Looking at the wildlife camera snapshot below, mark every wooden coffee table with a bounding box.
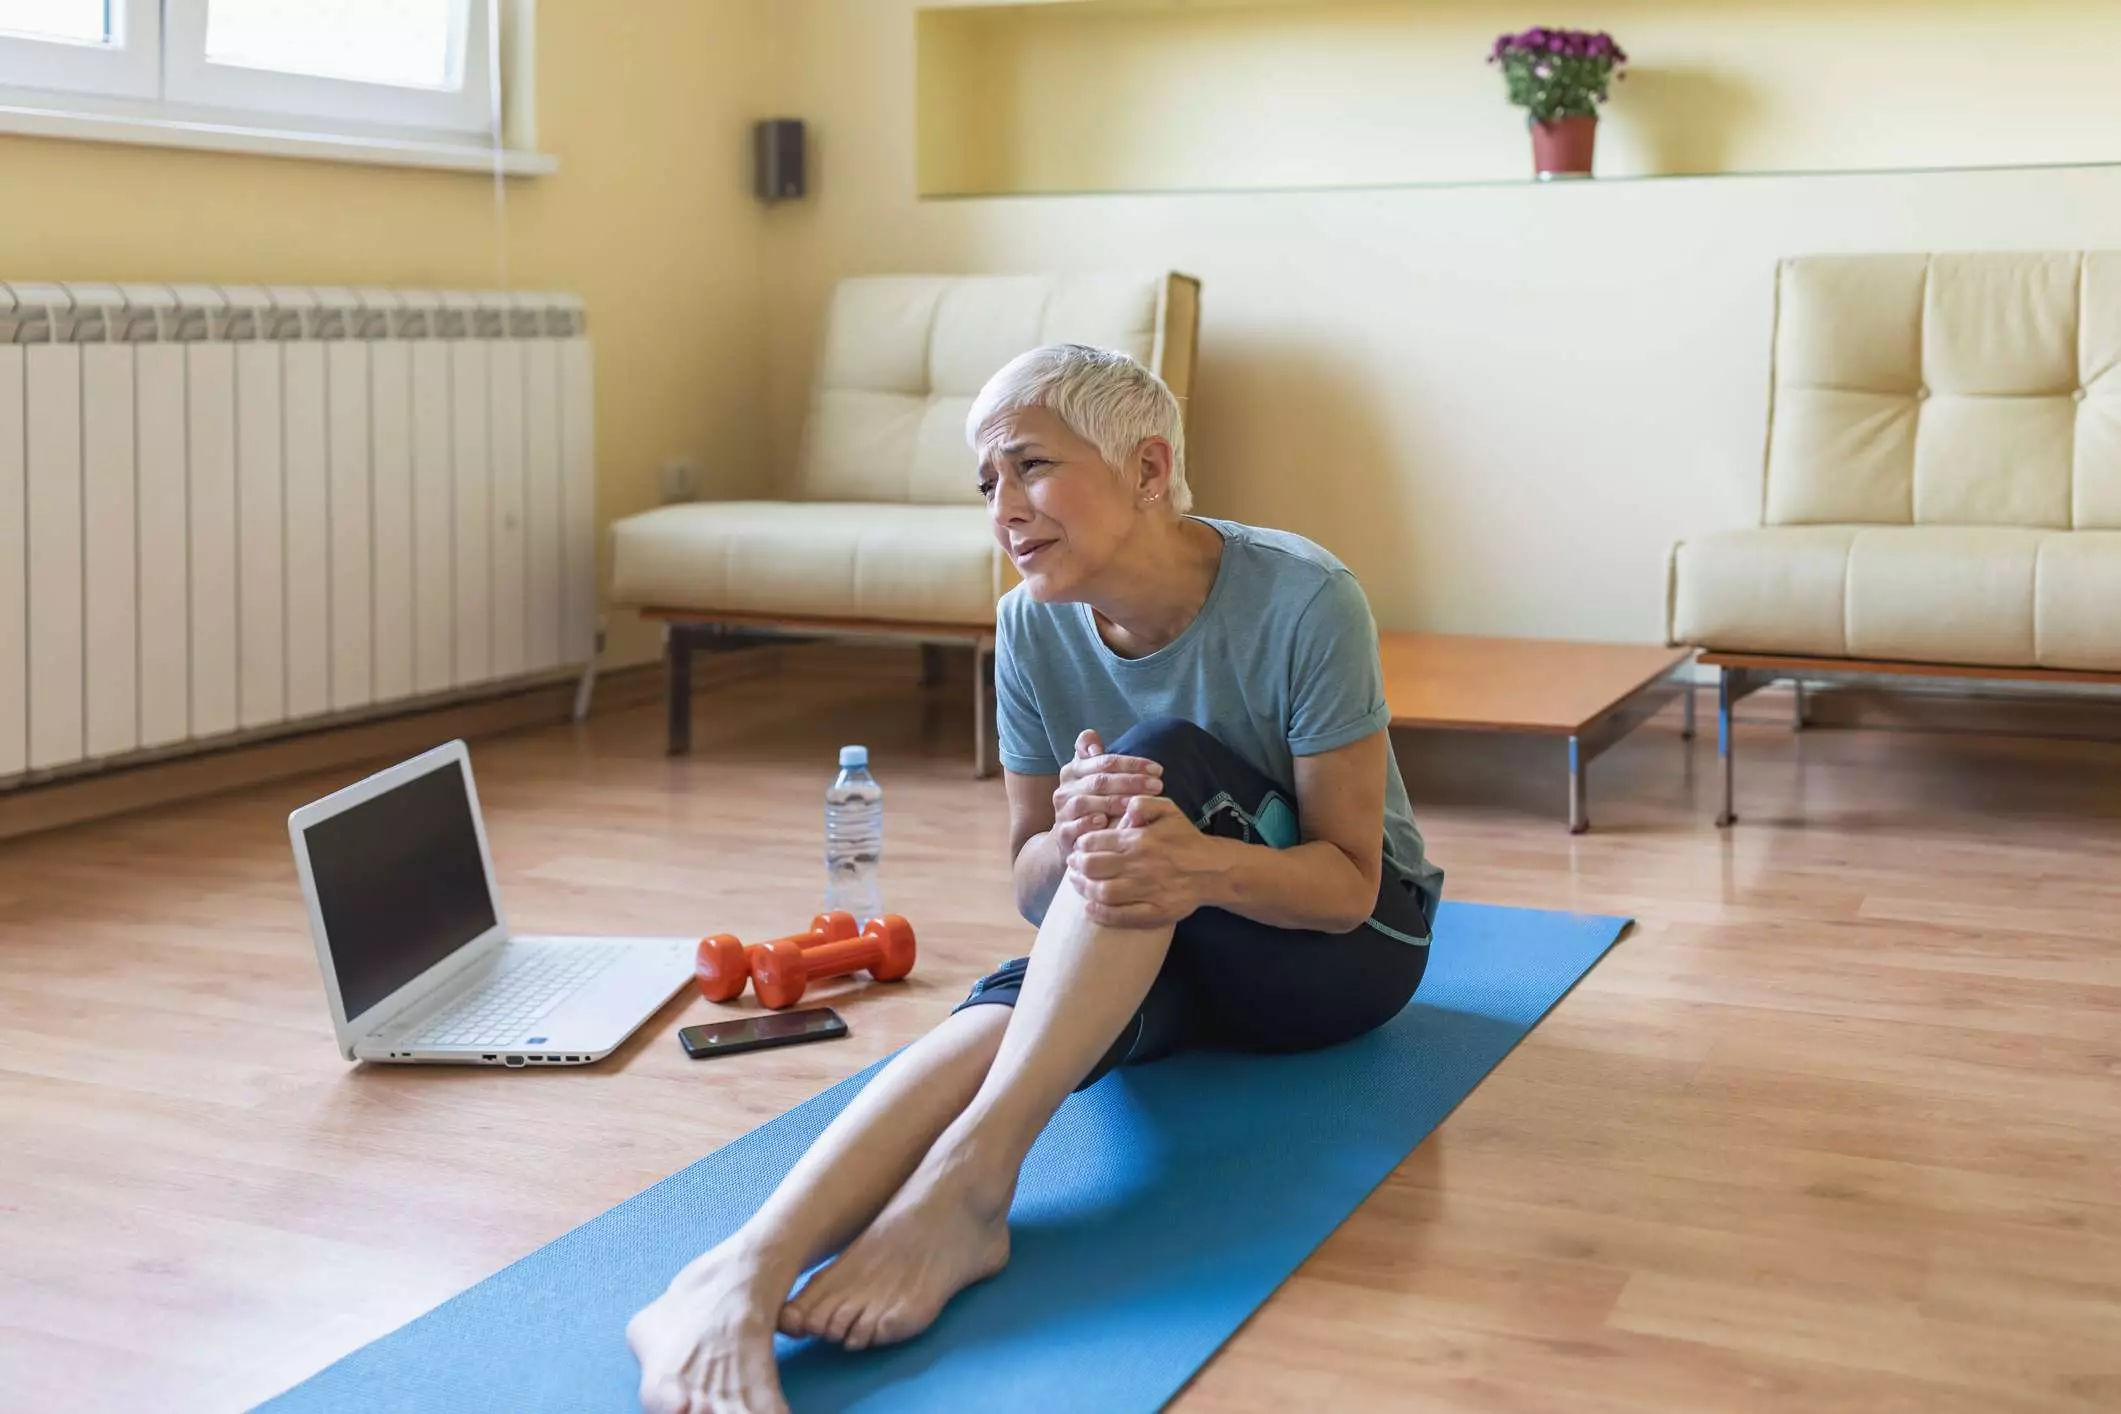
[1379,634,1695,832]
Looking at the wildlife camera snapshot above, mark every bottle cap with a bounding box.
[839,745,869,769]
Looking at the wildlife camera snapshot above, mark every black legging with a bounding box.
[956,717,1436,1090]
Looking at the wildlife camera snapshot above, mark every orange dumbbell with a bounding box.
[751,915,916,1010]
[695,912,860,1003]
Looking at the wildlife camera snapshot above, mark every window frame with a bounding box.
[161,0,495,142]
[0,0,161,101]
[0,0,544,173]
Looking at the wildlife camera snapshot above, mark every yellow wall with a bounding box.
[18,2,2115,660]
[0,0,775,665]
[765,0,2121,644]
[920,0,2121,195]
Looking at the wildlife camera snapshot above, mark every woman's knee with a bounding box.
[1109,716,1216,767]
[1108,717,1233,820]
[899,1003,1009,1088]
[925,995,1012,1056]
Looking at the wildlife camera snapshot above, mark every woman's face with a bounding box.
[976,406,1153,603]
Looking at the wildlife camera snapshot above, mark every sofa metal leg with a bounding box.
[1681,673,1697,740]
[920,643,948,688]
[1716,667,1736,827]
[666,624,695,757]
[1793,678,1808,731]
[571,656,599,724]
[973,639,996,779]
[1567,735,1588,834]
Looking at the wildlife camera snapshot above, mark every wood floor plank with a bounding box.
[2,643,2117,1412]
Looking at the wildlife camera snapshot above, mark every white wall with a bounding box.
[918,1,2121,194]
[764,1,2121,643]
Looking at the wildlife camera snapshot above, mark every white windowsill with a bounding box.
[0,102,557,176]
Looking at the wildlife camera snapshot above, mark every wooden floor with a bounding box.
[4,646,2119,1413]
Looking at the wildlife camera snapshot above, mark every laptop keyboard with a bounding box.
[400,944,625,1048]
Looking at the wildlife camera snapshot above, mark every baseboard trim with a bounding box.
[0,665,666,843]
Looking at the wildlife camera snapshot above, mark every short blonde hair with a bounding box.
[966,344,1191,513]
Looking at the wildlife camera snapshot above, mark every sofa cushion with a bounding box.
[1843,527,2041,666]
[1913,393,2075,527]
[1765,252,2121,530]
[1773,253,1927,396]
[797,273,1176,507]
[1923,252,2080,398]
[1764,255,1925,525]
[800,391,927,503]
[2081,253,2121,528]
[2036,532,2121,671]
[815,277,948,395]
[1764,390,1916,525]
[1669,526,1860,656]
[1671,525,2121,671]
[609,502,1010,627]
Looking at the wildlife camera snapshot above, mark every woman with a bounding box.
[628,345,1444,1414]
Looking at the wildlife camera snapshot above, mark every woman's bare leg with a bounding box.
[630,883,1175,1407]
[783,885,1175,1350]
[628,1005,1009,1414]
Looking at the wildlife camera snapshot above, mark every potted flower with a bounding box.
[1488,27,1627,178]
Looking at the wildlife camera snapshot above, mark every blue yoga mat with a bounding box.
[257,900,1626,1414]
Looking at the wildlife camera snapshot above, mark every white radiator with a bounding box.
[0,284,595,786]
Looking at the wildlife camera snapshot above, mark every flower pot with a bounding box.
[1530,114,1597,178]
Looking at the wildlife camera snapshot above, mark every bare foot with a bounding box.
[627,1251,791,1414]
[779,1151,1012,1352]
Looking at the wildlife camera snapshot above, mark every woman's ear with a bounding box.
[1133,437,1176,507]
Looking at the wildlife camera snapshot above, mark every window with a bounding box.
[164,0,493,137]
[1,1,114,45]
[0,0,536,168]
[204,1,466,88]
[0,1,160,99]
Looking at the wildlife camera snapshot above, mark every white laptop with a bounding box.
[289,740,694,1067]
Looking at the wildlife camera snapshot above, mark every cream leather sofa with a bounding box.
[609,272,1201,773]
[1669,251,2121,822]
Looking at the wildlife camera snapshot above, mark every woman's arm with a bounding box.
[1068,730,1388,935]
[1006,769,1066,924]
[1196,730,1386,933]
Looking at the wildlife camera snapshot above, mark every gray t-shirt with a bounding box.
[995,517,1444,909]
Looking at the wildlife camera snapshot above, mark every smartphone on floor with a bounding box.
[679,1007,848,1059]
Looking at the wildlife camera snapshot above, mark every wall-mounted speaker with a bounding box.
[754,119,807,202]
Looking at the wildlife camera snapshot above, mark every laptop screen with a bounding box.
[304,758,500,1022]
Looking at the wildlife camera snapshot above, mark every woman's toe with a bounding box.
[844,1304,883,1352]
[821,1296,862,1345]
[872,1305,915,1347]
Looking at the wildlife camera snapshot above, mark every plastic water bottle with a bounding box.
[824,745,884,924]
